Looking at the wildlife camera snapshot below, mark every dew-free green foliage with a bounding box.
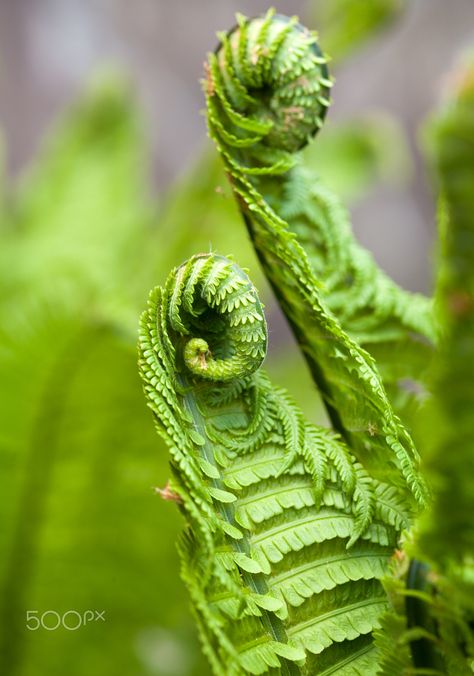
[139,252,414,675]
[204,8,430,497]
[419,55,474,569]
[0,30,407,673]
[1,4,472,676]
[311,0,407,63]
[373,56,474,676]
[139,9,474,676]
[0,79,208,676]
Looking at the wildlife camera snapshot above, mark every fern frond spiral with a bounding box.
[139,253,414,675]
[206,10,429,509]
[170,254,267,382]
[208,9,331,163]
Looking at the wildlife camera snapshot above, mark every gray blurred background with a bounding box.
[1,0,473,292]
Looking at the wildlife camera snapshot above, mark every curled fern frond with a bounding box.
[138,253,409,675]
[205,10,429,509]
[208,9,331,162]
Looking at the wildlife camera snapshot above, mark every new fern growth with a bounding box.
[138,9,473,676]
[205,9,428,503]
[139,253,415,674]
[205,9,437,427]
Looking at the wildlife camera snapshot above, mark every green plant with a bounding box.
[0,20,404,672]
[0,79,208,676]
[138,9,473,676]
[139,251,415,674]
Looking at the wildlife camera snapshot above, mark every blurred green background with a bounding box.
[0,1,473,675]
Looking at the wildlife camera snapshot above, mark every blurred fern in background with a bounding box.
[0,78,208,676]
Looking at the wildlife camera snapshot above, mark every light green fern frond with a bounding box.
[204,10,429,505]
[276,169,437,422]
[138,252,420,675]
[0,81,208,676]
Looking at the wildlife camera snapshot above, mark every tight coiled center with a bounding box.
[167,254,267,382]
[208,9,331,160]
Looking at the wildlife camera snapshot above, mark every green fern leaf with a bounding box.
[138,252,415,675]
[204,9,429,507]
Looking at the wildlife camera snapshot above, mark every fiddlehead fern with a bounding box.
[139,253,413,675]
[205,9,429,506]
[208,10,331,158]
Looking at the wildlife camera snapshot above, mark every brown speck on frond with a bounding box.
[154,481,182,503]
[282,106,304,130]
[294,75,310,89]
[250,46,259,66]
[203,61,215,96]
[226,173,248,211]
[234,191,248,212]
[199,351,208,369]
[447,290,473,317]
[367,422,378,437]
[393,549,406,563]
[250,44,269,66]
